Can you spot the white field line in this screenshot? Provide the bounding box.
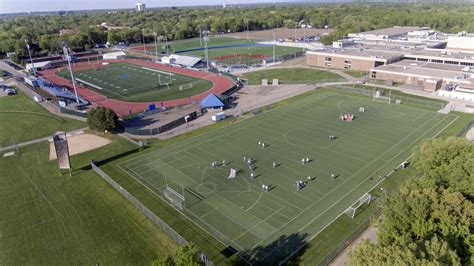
[75,78,104,90]
[278,114,459,265]
[141,67,175,76]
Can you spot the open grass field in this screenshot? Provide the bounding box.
[135,36,303,65]
[242,68,344,85]
[0,93,86,145]
[57,62,213,102]
[112,90,457,263]
[0,136,177,265]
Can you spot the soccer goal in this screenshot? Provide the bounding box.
[228,168,237,179]
[373,90,391,104]
[344,193,372,219]
[179,83,194,91]
[163,186,185,210]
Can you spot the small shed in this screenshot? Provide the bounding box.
[201,93,224,111]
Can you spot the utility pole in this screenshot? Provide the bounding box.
[165,30,169,55]
[63,46,79,104]
[294,21,297,42]
[153,31,158,62]
[272,29,276,63]
[199,28,202,48]
[142,29,146,53]
[25,39,36,76]
[203,31,210,70]
[246,19,249,42]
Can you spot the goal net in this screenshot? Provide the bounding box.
[344,193,372,219]
[228,168,237,179]
[179,83,194,91]
[373,90,391,104]
[163,186,185,210]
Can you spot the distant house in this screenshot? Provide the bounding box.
[59,29,75,35]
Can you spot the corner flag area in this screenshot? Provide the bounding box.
[112,90,457,263]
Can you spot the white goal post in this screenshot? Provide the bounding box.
[228,168,237,179]
[373,90,392,104]
[163,186,185,210]
[179,83,194,91]
[344,193,372,219]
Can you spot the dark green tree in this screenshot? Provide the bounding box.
[86,107,119,132]
[151,244,202,266]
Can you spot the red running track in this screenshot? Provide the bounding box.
[38,59,235,116]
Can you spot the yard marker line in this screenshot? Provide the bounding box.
[75,78,104,90]
[279,114,459,265]
[198,208,217,219]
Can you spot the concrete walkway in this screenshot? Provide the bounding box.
[329,226,378,266]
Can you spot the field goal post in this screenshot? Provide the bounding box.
[373,89,391,104]
[344,193,372,219]
[163,186,185,210]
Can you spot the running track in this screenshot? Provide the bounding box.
[38,59,235,116]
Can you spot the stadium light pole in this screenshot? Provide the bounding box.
[153,31,158,62]
[141,29,146,54]
[245,19,249,42]
[164,30,169,55]
[203,31,210,70]
[63,46,80,104]
[294,21,297,42]
[25,39,36,76]
[272,29,276,64]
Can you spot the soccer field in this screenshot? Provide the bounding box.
[57,62,213,102]
[116,90,456,263]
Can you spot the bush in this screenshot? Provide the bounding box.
[87,107,119,132]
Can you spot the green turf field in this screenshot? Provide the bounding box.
[0,93,86,145]
[114,90,457,263]
[138,36,303,65]
[242,68,344,84]
[0,136,177,265]
[57,62,213,102]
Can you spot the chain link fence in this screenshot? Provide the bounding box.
[456,119,474,137]
[91,162,213,266]
[333,85,446,110]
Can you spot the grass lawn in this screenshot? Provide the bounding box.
[0,135,177,265]
[57,62,213,102]
[343,70,368,78]
[0,93,86,145]
[100,88,456,264]
[242,68,344,85]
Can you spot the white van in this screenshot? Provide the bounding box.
[33,95,43,102]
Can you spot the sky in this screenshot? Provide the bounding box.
[0,0,304,14]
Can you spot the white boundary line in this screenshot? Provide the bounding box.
[141,67,175,76]
[75,77,104,90]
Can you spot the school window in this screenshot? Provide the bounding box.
[344,65,351,69]
[371,71,377,78]
[325,57,332,62]
[344,59,351,64]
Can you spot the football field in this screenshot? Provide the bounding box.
[57,62,213,102]
[116,90,456,263]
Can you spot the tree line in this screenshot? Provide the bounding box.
[1,4,474,61]
[350,137,473,265]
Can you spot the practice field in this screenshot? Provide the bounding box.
[242,68,345,85]
[57,62,213,102]
[116,90,456,263]
[133,36,303,65]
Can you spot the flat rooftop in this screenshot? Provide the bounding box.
[349,26,423,37]
[373,60,474,82]
[308,48,404,60]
